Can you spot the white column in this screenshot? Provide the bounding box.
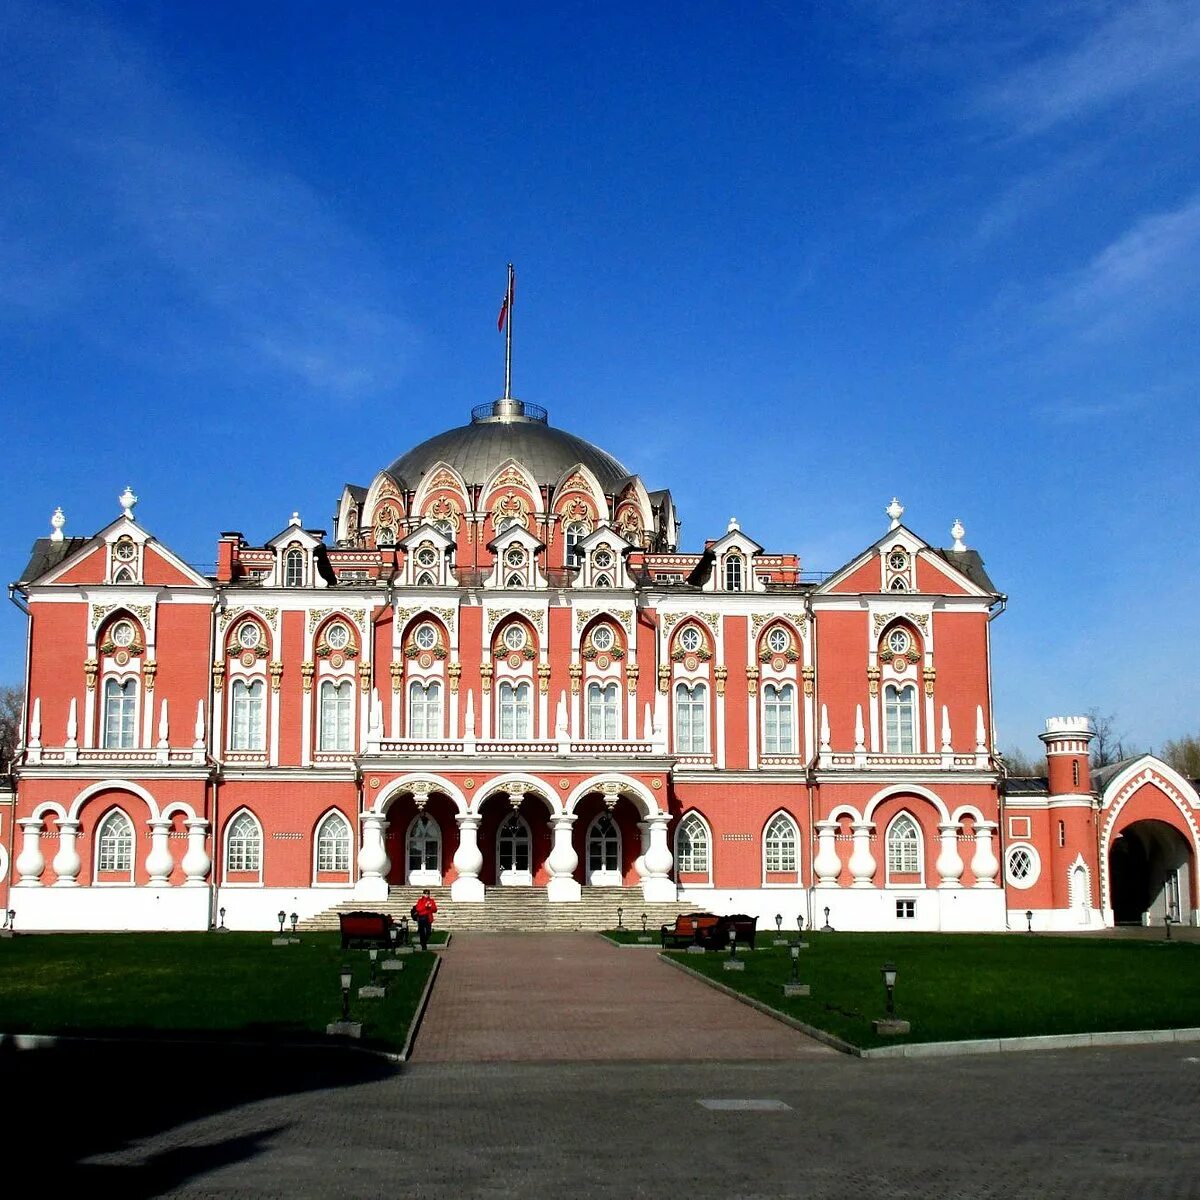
[970,821,999,888]
[182,818,212,887]
[640,812,676,902]
[145,818,174,886]
[354,810,391,901]
[813,820,841,887]
[546,814,581,902]
[936,822,964,889]
[15,818,46,887]
[633,819,649,880]
[849,822,877,888]
[51,818,82,887]
[450,813,485,902]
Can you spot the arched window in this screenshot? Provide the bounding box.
[594,574,612,588]
[724,554,743,591]
[316,812,351,873]
[676,812,710,875]
[497,812,532,877]
[764,813,798,874]
[96,810,134,877]
[587,812,621,880]
[886,813,921,878]
[889,577,908,591]
[506,573,524,588]
[230,679,265,751]
[763,683,795,754]
[226,811,262,874]
[319,680,353,751]
[564,520,588,565]
[587,682,619,740]
[883,684,917,753]
[408,681,442,738]
[416,571,436,587]
[284,548,305,588]
[102,678,137,749]
[498,681,531,739]
[407,814,442,880]
[113,566,135,584]
[674,682,707,752]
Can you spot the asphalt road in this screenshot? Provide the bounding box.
[26,1041,1200,1198]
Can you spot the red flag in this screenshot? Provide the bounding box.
[497,267,514,332]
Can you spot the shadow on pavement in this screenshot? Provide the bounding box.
[1,1038,397,1195]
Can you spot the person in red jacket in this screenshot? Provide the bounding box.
[414,889,437,951]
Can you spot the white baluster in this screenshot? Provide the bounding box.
[145,818,174,886]
[546,814,581,901]
[970,821,999,888]
[936,823,964,888]
[52,819,81,887]
[354,811,390,900]
[640,812,676,902]
[813,820,841,887]
[182,819,212,886]
[15,818,46,887]
[849,822,877,888]
[451,813,484,901]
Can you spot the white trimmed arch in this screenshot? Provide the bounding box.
[30,801,67,823]
[373,773,468,817]
[825,803,864,824]
[68,779,161,822]
[863,784,950,825]
[161,801,199,822]
[472,774,561,817]
[950,804,986,826]
[564,774,661,819]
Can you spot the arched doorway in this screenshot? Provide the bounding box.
[1109,820,1193,925]
[406,813,442,886]
[497,812,533,886]
[586,812,622,886]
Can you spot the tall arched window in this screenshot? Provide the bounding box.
[724,554,743,591]
[498,681,531,739]
[587,812,621,881]
[96,810,134,877]
[763,683,795,753]
[674,682,707,752]
[587,682,619,740]
[102,678,137,749]
[316,811,351,873]
[564,520,588,565]
[764,813,798,875]
[284,548,305,588]
[886,813,921,878]
[884,684,917,753]
[226,812,262,874]
[319,680,353,751]
[408,681,442,738]
[497,812,532,879]
[676,812,710,875]
[230,680,265,751]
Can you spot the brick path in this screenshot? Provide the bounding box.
[412,932,832,1062]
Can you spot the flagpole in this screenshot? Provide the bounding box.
[503,262,514,400]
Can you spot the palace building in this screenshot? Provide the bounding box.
[3,395,1197,932]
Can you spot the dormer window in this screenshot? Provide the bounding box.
[110,537,138,584]
[417,572,437,587]
[595,575,612,588]
[725,555,743,591]
[284,548,305,588]
[113,567,135,584]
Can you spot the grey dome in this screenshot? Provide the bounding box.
[385,400,631,493]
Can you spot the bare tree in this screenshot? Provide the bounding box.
[0,685,23,776]
[1087,707,1140,768]
[1000,745,1045,776]
[1161,734,1200,779]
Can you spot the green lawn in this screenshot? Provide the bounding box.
[666,933,1200,1049]
[0,932,436,1053]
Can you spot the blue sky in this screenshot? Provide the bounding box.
[1,1,1197,756]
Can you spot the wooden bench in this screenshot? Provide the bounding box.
[660,912,717,948]
[338,910,395,950]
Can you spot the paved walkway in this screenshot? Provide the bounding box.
[413,932,832,1062]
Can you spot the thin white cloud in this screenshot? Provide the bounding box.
[0,2,413,399]
[978,1,1200,136]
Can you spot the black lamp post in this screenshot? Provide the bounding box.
[340,964,352,1021]
[399,916,410,947]
[690,916,699,945]
[774,913,782,935]
[290,912,299,935]
[389,926,399,953]
[616,906,624,929]
[218,906,227,931]
[727,926,737,961]
[796,914,805,942]
[790,942,801,984]
[277,910,286,935]
[641,912,647,933]
[6,909,13,931]
[1165,914,1174,941]
[369,947,378,985]
[881,962,898,1016]
[1025,909,1033,933]
[822,906,833,932]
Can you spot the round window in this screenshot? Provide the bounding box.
[325,622,350,650]
[414,624,438,651]
[888,550,908,571]
[1005,844,1039,888]
[593,549,613,569]
[502,624,527,652]
[505,546,525,568]
[237,622,261,649]
[113,540,137,562]
[111,620,135,647]
[679,626,702,653]
[591,625,614,652]
[766,628,790,654]
[887,629,910,655]
[416,546,438,567]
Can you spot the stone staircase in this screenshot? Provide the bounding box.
[300,885,704,933]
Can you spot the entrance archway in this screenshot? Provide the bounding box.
[1109,820,1193,925]
[497,812,533,885]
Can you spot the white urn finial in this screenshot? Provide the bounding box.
[727,516,740,532]
[886,497,904,529]
[289,511,302,528]
[49,507,66,543]
[950,519,966,551]
[119,487,137,519]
